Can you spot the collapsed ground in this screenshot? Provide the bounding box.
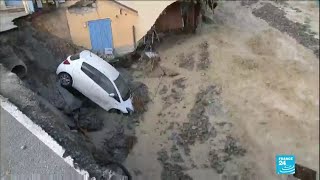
[0,18,148,179]
[0,1,319,180]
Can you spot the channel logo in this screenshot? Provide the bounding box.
[276,155,295,174]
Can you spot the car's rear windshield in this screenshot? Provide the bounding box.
[70,54,80,60]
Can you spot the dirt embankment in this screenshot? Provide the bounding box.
[31,8,72,41]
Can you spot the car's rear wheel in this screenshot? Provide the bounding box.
[58,72,73,87]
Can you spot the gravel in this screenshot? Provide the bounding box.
[224,136,246,156]
[170,145,184,163]
[208,150,225,174]
[253,3,319,57]
[197,41,211,70]
[177,85,220,155]
[161,163,193,180]
[208,136,246,174]
[157,149,192,180]
[178,52,195,71]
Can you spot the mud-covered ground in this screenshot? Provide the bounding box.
[124,1,319,180]
[1,1,319,180]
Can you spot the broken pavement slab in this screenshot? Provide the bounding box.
[0,11,27,32]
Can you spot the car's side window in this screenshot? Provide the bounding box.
[81,62,99,83]
[81,62,119,102]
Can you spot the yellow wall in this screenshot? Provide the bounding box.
[66,0,138,53]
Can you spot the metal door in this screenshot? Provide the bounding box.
[88,19,113,54]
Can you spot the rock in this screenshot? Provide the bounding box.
[161,162,193,180]
[20,145,27,150]
[172,77,187,89]
[162,66,179,77]
[157,148,169,163]
[178,52,195,71]
[197,41,211,70]
[159,85,168,95]
[148,66,165,78]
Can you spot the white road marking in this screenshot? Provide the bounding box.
[0,95,91,179]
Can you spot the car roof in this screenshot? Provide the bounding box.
[79,50,119,81]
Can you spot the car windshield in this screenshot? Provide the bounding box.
[114,75,130,101]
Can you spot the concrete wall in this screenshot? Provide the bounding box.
[155,1,183,32]
[118,0,176,42]
[66,1,138,54]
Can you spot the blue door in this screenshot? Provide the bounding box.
[5,0,23,7]
[88,19,113,54]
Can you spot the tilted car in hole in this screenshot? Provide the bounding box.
[56,50,134,114]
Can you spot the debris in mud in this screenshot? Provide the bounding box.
[172,77,187,89]
[162,88,184,108]
[161,163,192,180]
[131,82,150,114]
[252,3,319,57]
[177,85,221,155]
[157,148,170,163]
[178,52,195,71]
[157,149,192,180]
[208,136,246,174]
[162,66,179,77]
[136,51,163,77]
[208,150,225,174]
[170,145,184,163]
[161,77,187,108]
[103,126,138,162]
[224,136,246,156]
[197,41,211,70]
[159,85,168,95]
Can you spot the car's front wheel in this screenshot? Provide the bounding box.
[58,72,73,87]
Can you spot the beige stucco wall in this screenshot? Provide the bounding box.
[66,0,138,54]
[118,0,176,42]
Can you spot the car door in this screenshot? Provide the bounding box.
[80,62,119,110]
[71,61,94,98]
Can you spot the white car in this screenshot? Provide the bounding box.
[56,50,134,114]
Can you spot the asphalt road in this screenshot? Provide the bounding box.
[0,107,84,179]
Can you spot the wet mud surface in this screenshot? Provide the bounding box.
[253,3,319,57]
